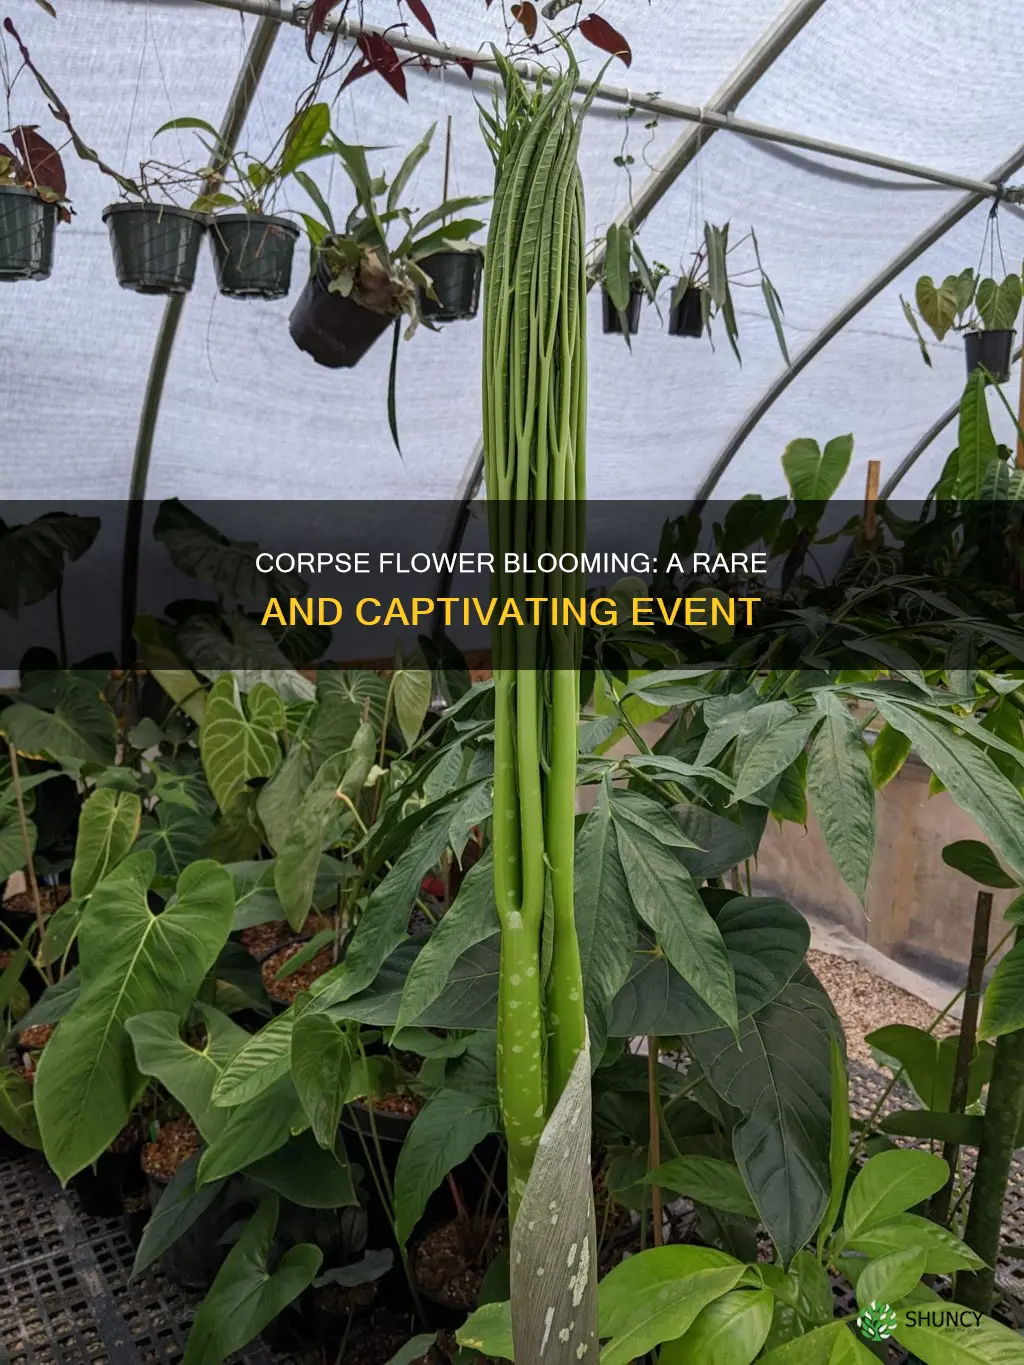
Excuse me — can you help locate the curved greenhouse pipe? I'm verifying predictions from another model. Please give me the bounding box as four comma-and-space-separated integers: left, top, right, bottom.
436, 0, 828, 596
693, 142, 1024, 511
880, 346, 1023, 499
120, 17, 280, 668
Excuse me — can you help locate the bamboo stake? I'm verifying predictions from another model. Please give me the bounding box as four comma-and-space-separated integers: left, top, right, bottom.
930, 890, 992, 1226
863, 458, 881, 540
6, 739, 53, 986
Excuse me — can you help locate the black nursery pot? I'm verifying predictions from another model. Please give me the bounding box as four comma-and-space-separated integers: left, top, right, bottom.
288, 256, 392, 368
209, 213, 299, 300
342, 1099, 416, 1149
602, 284, 643, 335
669, 285, 704, 338
965, 328, 1014, 383
0, 185, 57, 282
102, 202, 206, 295
417, 248, 483, 322
70, 1151, 131, 1220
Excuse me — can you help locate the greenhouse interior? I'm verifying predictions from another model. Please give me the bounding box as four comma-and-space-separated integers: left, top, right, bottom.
3, 0, 1024, 1361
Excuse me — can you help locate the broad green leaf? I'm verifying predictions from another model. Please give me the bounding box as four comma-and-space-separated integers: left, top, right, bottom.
659, 1288, 773, 1365
0, 511, 99, 616
126, 1006, 249, 1142
604, 223, 632, 313
137, 803, 212, 879
758, 1324, 845, 1364
394, 849, 497, 1036
761, 1249, 833, 1328
598, 1245, 740, 1336
199, 674, 282, 815
181, 1195, 321, 1365
847, 1214, 985, 1274
879, 1109, 984, 1145
876, 697, 1024, 879
132, 1155, 225, 1279
648, 1156, 757, 1219
818, 1035, 851, 1245
842, 1149, 948, 1240
247, 1128, 355, 1208
942, 839, 1018, 888
386, 1335, 443, 1365
0, 805, 33, 882
212, 1002, 312, 1107
856, 1245, 927, 1308
599, 1254, 745, 1364
571, 781, 634, 1061
457, 1302, 514, 1361
782, 434, 853, 502
0, 1066, 42, 1149
0, 674, 115, 766
915, 276, 959, 340
153, 499, 304, 603
687, 974, 838, 1264
280, 101, 329, 175
731, 711, 819, 804
894, 1306, 1024, 1363
976, 273, 1022, 331
509, 1043, 597, 1361
70, 788, 141, 900
807, 698, 875, 900
393, 668, 432, 749
394, 1088, 498, 1244
197, 1075, 307, 1186
290, 1012, 351, 1148
613, 805, 737, 1032
867, 1024, 993, 1111
609, 896, 809, 1036
672, 805, 757, 881
869, 722, 912, 790
979, 940, 1024, 1039
958, 370, 998, 501
34, 854, 234, 1182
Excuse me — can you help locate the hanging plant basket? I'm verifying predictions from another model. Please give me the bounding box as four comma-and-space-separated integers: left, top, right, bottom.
417, 248, 484, 322
964, 328, 1014, 384
669, 285, 704, 338
0, 185, 57, 282
602, 283, 643, 335
102, 202, 207, 295
289, 255, 393, 368
209, 213, 299, 300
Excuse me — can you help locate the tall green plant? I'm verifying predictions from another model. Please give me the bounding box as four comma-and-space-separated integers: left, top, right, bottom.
481, 52, 593, 1213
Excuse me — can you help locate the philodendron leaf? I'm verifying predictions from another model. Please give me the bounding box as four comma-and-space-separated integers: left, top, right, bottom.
781, 434, 853, 502
958, 369, 999, 502
0, 1067, 42, 1149
0, 511, 99, 617
0, 674, 116, 766
247, 1128, 356, 1209
180, 1194, 321, 1365
598, 1246, 745, 1365
841, 1149, 948, 1240
394, 1087, 499, 1245
915, 276, 959, 340
290, 1012, 351, 1148
34, 853, 234, 1183
658, 1287, 773, 1365
197, 1075, 307, 1187
393, 668, 432, 749
132, 1155, 225, 1279
807, 696, 875, 900
70, 787, 142, 900
153, 498, 305, 603
686, 973, 839, 1264
199, 675, 282, 815
893, 1306, 1024, 1364
979, 940, 1024, 1040
126, 1006, 250, 1142
136, 804, 212, 880
941, 839, 1018, 888
509, 1043, 598, 1363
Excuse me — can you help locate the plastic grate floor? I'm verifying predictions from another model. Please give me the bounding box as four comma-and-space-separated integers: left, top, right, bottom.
0, 1153, 283, 1365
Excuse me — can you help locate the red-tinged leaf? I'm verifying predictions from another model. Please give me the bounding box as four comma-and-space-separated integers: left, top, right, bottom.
579, 13, 632, 66
304, 0, 345, 59
457, 58, 475, 80
406, 0, 436, 38
340, 56, 373, 92
357, 32, 408, 101
512, 2, 537, 39
13, 125, 65, 198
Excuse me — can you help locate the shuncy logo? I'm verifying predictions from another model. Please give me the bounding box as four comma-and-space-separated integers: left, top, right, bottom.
857, 1301, 899, 1342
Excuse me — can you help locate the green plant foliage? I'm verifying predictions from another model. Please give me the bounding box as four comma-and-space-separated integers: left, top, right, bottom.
392, 667, 432, 749
867, 1023, 994, 1111
979, 940, 1024, 1040
290, 1012, 351, 1148
199, 675, 284, 815
841, 1149, 949, 1240
893, 1308, 1024, 1364
0, 673, 116, 766
394, 1087, 499, 1244
70, 787, 141, 899
781, 435, 853, 502
846, 1215, 985, 1274
127, 1006, 250, 1142
180, 1194, 321, 1365
958, 371, 999, 501
659, 1288, 774, 1365
197, 1075, 307, 1186
0, 511, 99, 617
34, 853, 234, 1182
869, 722, 913, 790
0, 1067, 42, 1149
806, 695, 875, 900
648, 1156, 758, 1219
131, 1156, 225, 1279
941, 839, 1019, 888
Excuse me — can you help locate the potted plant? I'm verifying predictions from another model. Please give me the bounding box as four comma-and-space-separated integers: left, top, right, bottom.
903, 266, 1022, 382
155, 102, 333, 300
594, 222, 666, 337
289, 122, 487, 371
666, 221, 789, 362
414, 118, 484, 324
0, 125, 70, 281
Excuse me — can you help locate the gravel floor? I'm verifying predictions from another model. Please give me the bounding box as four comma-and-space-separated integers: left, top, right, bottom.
808, 948, 956, 1069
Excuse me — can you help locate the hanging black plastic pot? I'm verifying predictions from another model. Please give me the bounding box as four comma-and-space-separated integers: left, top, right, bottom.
102, 202, 206, 295
0, 185, 57, 281
669, 285, 704, 338
209, 213, 299, 300
289, 255, 392, 368
602, 283, 643, 335
417, 248, 484, 322
964, 328, 1014, 384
